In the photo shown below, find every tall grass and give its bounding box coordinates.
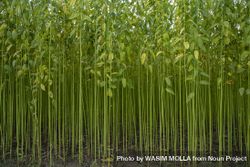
[0,0,249,165]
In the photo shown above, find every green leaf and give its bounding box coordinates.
[101,157,114,162]
[236,66,245,73]
[0,23,7,37]
[217,78,222,86]
[188,65,194,72]
[186,92,195,103]
[240,51,249,61]
[156,51,163,57]
[197,38,206,51]
[69,0,76,6]
[0,83,3,92]
[108,52,114,61]
[224,38,230,45]
[200,72,210,78]
[17,70,23,78]
[48,91,53,99]
[194,50,199,60]
[174,54,183,64]
[223,21,230,27]
[239,88,245,96]
[186,76,194,81]
[40,84,46,91]
[165,58,171,64]
[246,89,250,95]
[48,79,53,86]
[7,44,13,52]
[12,30,17,40]
[110,84,116,89]
[165,88,175,95]
[199,80,210,85]
[122,78,126,88]
[98,80,105,87]
[0,23,7,31]
[107,88,113,97]
[165,77,172,87]
[184,42,190,49]
[141,53,147,65]
[4,65,11,73]
[148,65,153,73]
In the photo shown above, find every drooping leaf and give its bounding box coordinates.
[156,51,163,57]
[166,88,175,95]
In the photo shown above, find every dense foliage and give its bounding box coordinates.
[0,0,249,165]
